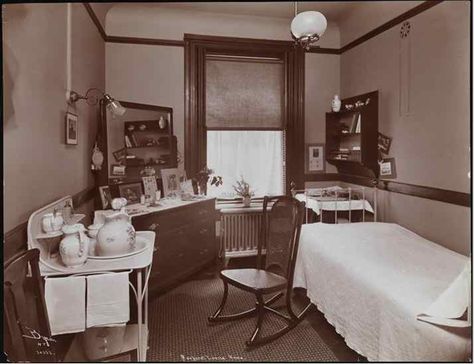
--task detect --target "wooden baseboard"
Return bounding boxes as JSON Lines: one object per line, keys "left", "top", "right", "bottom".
{"left": 3, "top": 186, "right": 96, "bottom": 262}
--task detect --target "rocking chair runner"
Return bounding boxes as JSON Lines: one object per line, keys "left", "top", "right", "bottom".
{"left": 208, "top": 195, "right": 311, "bottom": 347}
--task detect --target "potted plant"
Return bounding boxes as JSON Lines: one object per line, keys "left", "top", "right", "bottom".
{"left": 192, "top": 166, "right": 223, "bottom": 195}
{"left": 233, "top": 177, "right": 254, "bottom": 207}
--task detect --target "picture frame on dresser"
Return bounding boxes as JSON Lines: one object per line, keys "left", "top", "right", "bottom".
{"left": 118, "top": 182, "right": 143, "bottom": 204}
{"left": 161, "top": 168, "right": 185, "bottom": 197}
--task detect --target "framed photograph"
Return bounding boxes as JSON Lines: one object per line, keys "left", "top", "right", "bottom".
{"left": 161, "top": 168, "right": 186, "bottom": 197}
{"left": 98, "top": 185, "right": 112, "bottom": 210}
{"left": 65, "top": 112, "right": 78, "bottom": 145}
{"left": 378, "top": 132, "right": 392, "bottom": 154}
{"left": 118, "top": 182, "right": 143, "bottom": 204}
{"left": 111, "top": 164, "right": 126, "bottom": 177}
{"left": 113, "top": 148, "right": 127, "bottom": 162}
{"left": 380, "top": 158, "right": 397, "bottom": 179}
{"left": 305, "top": 143, "right": 326, "bottom": 174}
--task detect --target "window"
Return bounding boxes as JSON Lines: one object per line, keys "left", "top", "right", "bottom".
{"left": 205, "top": 54, "right": 285, "bottom": 199}
{"left": 207, "top": 130, "right": 285, "bottom": 198}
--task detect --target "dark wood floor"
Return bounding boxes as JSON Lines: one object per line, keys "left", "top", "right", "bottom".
{"left": 192, "top": 255, "right": 366, "bottom": 362}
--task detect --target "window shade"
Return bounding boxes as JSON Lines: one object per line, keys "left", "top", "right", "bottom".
{"left": 205, "top": 57, "right": 284, "bottom": 130}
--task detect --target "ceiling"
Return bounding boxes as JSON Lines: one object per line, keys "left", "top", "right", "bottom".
{"left": 134, "top": 2, "right": 359, "bottom": 22}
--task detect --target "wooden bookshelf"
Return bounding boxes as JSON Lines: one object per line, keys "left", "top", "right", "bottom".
{"left": 326, "top": 91, "right": 379, "bottom": 178}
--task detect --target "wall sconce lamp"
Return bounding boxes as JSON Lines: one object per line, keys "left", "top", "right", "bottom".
{"left": 67, "top": 88, "right": 126, "bottom": 116}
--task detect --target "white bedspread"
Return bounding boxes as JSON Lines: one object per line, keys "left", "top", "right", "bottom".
{"left": 293, "top": 222, "right": 471, "bottom": 362}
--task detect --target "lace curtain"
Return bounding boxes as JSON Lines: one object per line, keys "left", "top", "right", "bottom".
{"left": 207, "top": 130, "right": 284, "bottom": 198}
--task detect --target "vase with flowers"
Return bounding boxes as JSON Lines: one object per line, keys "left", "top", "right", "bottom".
{"left": 192, "top": 166, "right": 223, "bottom": 195}
{"left": 233, "top": 177, "right": 254, "bottom": 207}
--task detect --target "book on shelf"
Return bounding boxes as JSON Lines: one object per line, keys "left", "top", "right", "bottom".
{"left": 124, "top": 135, "right": 132, "bottom": 148}
{"left": 349, "top": 113, "right": 358, "bottom": 133}
{"left": 355, "top": 114, "right": 361, "bottom": 133}
{"left": 130, "top": 133, "right": 139, "bottom": 147}
{"left": 352, "top": 146, "right": 361, "bottom": 151}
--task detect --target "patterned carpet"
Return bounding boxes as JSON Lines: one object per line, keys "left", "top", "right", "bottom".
{"left": 148, "top": 277, "right": 338, "bottom": 362}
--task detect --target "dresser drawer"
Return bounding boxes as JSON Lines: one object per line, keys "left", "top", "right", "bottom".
{"left": 132, "top": 200, "right": 215, "bottom": 234}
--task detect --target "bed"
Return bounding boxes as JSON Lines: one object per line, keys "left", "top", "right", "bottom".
{"left": 293, "top": 221, "right": 471, "bottom": 362}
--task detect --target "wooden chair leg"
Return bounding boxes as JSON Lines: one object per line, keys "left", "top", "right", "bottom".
{"left": 245, "top": 298, "right": 313, "bottom": 348}
{"left": 209, "top": 284, "right": 284, "bottom": 323}
{"left": 208, "top": 280, "right": 229, "bottom": 323}
{"left": 245, "top": 294, "right": 265, "bottom": 347}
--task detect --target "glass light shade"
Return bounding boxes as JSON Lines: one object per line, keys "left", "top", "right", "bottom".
{"left": 108, "top": 100, "right": 126, "bottom": 116}
{"left": 104, "top": 94, "right": 126, "bottom": 116}
{"left": 291, "top": 11, "right": 327, "bottom": 39}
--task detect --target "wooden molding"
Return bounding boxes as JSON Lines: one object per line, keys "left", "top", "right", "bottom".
{"left": 106, "top": 35, "right": 185, "bottom": 47}
{"left": 84, "top": 1, "right": 443, "bottom": 55}
{"left": 306, "top": 47, "right": 341, "bottom": 55}
{"left": 184, "top": 33, "right": 293, "bottom": 48}
{"left": 338, "top": 174, "right": 470, "bottom": 207}
{"left": 339, "top": 1, "right": 443, "bottom": 53}
{"left": 82, "top": 3, "right": 107, "bottom": 41}
{"left": 3, "top": 186, "right": 97, "bottom": 263}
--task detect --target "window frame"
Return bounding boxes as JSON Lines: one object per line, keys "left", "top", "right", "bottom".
{"left": 184, "top": 34, "right": 305, "bottom": 195}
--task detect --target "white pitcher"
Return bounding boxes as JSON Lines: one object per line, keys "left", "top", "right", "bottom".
{"left": 59, "top": 224, "right": 89, "bottom": 268}
{"left": 96, "top": 212, "right": 136, "bottom": 256}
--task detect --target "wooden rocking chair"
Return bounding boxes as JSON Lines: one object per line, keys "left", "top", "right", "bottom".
{"left": 208, "top": 195, "right": 311, "bottom": 347}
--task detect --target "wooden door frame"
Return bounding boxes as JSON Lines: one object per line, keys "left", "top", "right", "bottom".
{"left": 184, "top": 34, "right": 305, "bottom": 194}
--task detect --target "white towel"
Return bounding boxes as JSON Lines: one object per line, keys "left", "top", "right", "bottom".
{"left": 86, "top": 272, "right": 130, "bottom": 328}
{"left": 44, "top": 276, "right": 86, "bottom": 335}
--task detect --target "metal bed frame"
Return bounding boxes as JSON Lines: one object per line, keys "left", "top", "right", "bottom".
{"left": 292, "top": 186, "right": 378, "bottom": 224}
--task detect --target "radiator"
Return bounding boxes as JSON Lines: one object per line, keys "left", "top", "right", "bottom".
{"left": 220, "top": 211, "right": 263, "bottom": 258}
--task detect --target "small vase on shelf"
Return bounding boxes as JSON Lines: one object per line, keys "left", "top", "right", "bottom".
{"left": 331, "top": 95, "right": 341, "bottom": 112}
{"left": 242, "top": 196, "right": 251, "bottom": 207}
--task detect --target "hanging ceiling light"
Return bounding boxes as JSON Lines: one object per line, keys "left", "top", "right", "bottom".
{"left": 290, "top": 1, "right": 327, "bottom": 50}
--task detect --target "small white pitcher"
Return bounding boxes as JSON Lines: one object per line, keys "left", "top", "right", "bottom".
{"left": 59, "top": 224, "right": 89, "bottom": 268}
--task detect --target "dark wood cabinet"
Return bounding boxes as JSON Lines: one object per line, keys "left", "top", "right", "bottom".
{"left": 131, "top": 198, "right": 217, "bottom": 295}
{"left": 326, "top": 90, "right": 379, "bottom": 178}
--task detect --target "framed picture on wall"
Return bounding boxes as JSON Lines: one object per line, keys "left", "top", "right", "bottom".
{"left": 112, "top": 148, "right": 127, "bottom": 162}
{"left": 379, "top": 158, "right": 397, "bottom": 179}
{"left": 98, "top": 186, "right": 113, "bottom": 210}
{"left": 111, "top": 164, "right": 126, "bottom": 177}
{"left": 378, "top": 132, "right": 392, "bottom": 154}
{"left": 305, "top": 143, "right": 326, "bottom": 174}
{"left": 65, "top": 112, "right": 78, "bottom": 145}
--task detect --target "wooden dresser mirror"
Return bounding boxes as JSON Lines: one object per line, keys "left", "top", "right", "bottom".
{"left": 101, "top": 101, "right": 178, "bottom": 186}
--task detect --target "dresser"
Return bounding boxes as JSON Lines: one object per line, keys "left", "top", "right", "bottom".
{"left": 131, "top": 198, "right": 217, "bottom": 294}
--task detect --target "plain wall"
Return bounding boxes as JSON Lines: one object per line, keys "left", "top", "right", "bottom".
{"left": 105, "top": 6, "right": 341, "bottom": 168}
{"left": 305, "top": 53, "right": 340, "bottom": 174}
{"left": 3, "top": 3, "right": 105, "bottom": 231}
{"left": 339, "top": 1, "right": 470, "bottom": 254}
{"left": 341, "top": 1, "right": 470, "bottom": 193}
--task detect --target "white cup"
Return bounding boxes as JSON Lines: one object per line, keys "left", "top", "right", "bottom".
{"left": 155, "top": 190, "right": 161, "bottom": 201}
